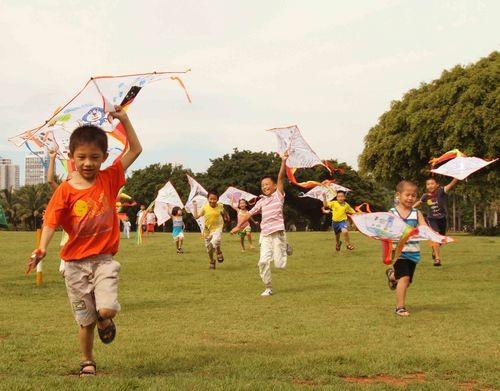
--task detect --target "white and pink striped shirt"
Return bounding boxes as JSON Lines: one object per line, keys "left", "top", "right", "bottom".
{"left": 249, "top": 190, "right": 285, "bottom": 235}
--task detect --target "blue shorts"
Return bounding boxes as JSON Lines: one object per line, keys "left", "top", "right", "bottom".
{"left": 332, "top": 220, "right": 348, "bottom": 234}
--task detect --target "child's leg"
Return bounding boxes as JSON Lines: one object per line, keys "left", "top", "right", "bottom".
{"left": 342, "top": 229, "right": 351, "bottom": 245}
{"left": 205, "top": 235, "right": 216, "bottom": 266}
{"left": 247, "top": 232, "right": 254, "bottom": 249}
{"left": 272, "top": 231, "right": 287, "bottom": 269}
{"left": 432, "top": 243, "right": 441, "bottom": 261}
{"left": 240, "top": 235, "right": 245, "bottom": 251}
{"left": 79, "top": 323, "right": 96, "bottom": 370}
{"left": 396, "top": 276, "right": 410, "bottom": 309}
{"left": 179, "top": 237, "right": 184, "bottom": 249}
{"left": 258, "top": 235, "right": 273, "bottom": 289}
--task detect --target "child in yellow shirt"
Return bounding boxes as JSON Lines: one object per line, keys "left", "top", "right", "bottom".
{"left": 322, "top": 191, "right": 355, "bottom": 251}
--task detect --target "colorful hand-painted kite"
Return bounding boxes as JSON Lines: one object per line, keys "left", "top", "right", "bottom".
{"left": 430, "top": 156, "right": 498, "bottom": 180}
{"left": 267, "top": 125, "right": 335, "bottom": 189}
{"left": 184, "top": 175, "right": 208, "bottom": 232}
{"left": 154, "top": 181, "right": 184, "bottom": 226}
{"left": 299, "top": 181, "right": 351, "bottom": 202}
{"left": 8, "top": 70, "right": 191, "bottom": 173}
{"left": 350, "top": 212, "right": 454, "bottom": 265}
{"left": 218, "top": 186, "right": 257, "bottom": 207}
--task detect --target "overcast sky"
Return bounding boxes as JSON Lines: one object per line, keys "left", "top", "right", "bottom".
{"left": 1, "top": 0, "right": 498, "bottom": 181}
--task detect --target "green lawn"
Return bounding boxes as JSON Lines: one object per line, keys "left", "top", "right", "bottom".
{"left": 0, "top": 231, "right": 499, "bottom": 390}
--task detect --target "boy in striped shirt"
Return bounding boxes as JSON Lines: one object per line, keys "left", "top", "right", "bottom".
{"left": 386, "top": 180, "right": 427, "bottom": 317}
{"left": 232, "top": 152, "right": 289, "bottom": 296}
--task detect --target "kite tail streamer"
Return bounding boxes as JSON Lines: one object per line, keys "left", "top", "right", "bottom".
{"left": 392, "top": 226, "right": 419, "bottom": 262}
{"left": 429, "top": 149, "right": 466, "bottom": 168}
{"left": 355, "top": 203, "right": 372, "bottom": 213}
{"left": 170, "top": 76, "right": 192, "bottom": 103}
{"left": 286, "top": 167, "right": 324, "bottom": 189}
{"left": 381, "top": 240, "right": 392, "bottom": 265}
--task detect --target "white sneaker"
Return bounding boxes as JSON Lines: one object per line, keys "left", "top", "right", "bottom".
{"left": 260, "top": 288, "right": 273, "bottom": 297}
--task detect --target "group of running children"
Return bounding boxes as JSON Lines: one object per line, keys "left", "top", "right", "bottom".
{"left": 25, "top": 112, "right": 457, "bottom": 377}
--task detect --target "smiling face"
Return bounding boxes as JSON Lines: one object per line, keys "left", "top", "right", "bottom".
{"left": 208, "top": 193, "right": 218, "bottom": 207}
{"left": 397, "top": 184, "right": 417, "bottom": 209}
{"left": 69, "top": 142, "right": 108, "bottom": 180}
{"left": 336, "top": 192, "right": 346, "bottom": 203}
{"left": 261, "top": 177, "right": 277, "bottom": 196}
{"left": 426, "top": 178, "right": 439, "bottom": 193}
{"left": 238, "top": 199, "right": 248, "bottom": 210}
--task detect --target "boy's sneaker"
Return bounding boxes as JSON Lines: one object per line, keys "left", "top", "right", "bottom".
{"left": 260, "top": 288, "right": 273, "bottom": 297}
{"left": 209, "top": 262, "right": 216, "bottom": 270}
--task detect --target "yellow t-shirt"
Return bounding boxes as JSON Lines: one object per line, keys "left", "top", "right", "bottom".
{"left": 201, "top": 203, "right": 224, "bottom": 233}
{"left": 327, "top": 200, "right": 355, "bottom": 222}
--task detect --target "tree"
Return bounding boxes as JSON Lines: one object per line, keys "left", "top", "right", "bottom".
{"left": 15, "top": 184, "right": 51, "bottom": 230}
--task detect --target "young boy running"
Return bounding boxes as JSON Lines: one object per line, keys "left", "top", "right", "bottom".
{"left": 413, "top": 177, "right": 458, "bottom": 266}
{"left": 25, "top": 106, "right": 142, "bottom": 377}
{"left": 386, "top": 180, "right": 427, "bottom": 317}
{"left": 231, "top": 152, "right": 288, "bottom": 296}
{"left": 322, "top": 190, "right": 355, "bottom": 251}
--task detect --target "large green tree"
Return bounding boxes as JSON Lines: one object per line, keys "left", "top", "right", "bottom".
{"left": 359, "top": 51, "right": 499, "bottom": 229}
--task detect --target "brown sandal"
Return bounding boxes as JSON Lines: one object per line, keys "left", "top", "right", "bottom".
{"left": 97, "top": 317, "right": 116, "bottom": 345}
{"left": 79, "top": 360, "right": 96, "bottom": 377}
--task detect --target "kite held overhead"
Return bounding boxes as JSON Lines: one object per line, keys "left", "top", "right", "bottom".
{"left": 8, "top": 70, "right": 191, "bottom": 165}
{"left": 430, "top": 156, "right": 498, "bottom": 180}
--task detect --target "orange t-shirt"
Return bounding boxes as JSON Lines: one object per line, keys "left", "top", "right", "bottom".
{"left": 44, "top": 162, "right": 126, "bottom": 261}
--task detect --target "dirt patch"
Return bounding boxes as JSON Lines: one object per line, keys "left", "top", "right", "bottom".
{"left": 292, "top": 378, "right": 319, "bottom": 387}
{"left": 458, "top": 380, "right": 496, "bottom": 391}
{"left": 342, "top": 373, "right": 425, "bottom": 386}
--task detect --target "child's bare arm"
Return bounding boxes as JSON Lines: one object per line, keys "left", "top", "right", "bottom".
{"left": 47, "top": 150, "right": 58, "bottom": 191}
{"left": 417, "top": 210, "right": 427, "bottom": 226}
{"left": 321, "top": 206, "right": 330, "bottom": 215}
{"left": 26, "top": 225, "right": 55, "bottom": 275}
{"left": 322, "top": 193, "right": 329, "bottom": 209}
{"left": 191, "top": 201, "right": 201, "bottom": 219}
{"left": 444, "top": 178, "right": 459, "bottom": 193}
{"left": 231, "top": 212, "right": 251, "bottom": 233}
{"left": 277, "top": 151, "right": 289, "bottom": 195}
{"left": 110, "top": 106, "right": 143, "bottom": 171}
{"left": 413, "top": 200, "right": 423, "bottom": 208}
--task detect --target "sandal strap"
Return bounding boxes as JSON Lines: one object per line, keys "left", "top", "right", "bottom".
{"left": 395, "top": 307, "right": 408, "bottom": 314}
{"left": 80, "top": 360, "right": 96, "bottom": 369}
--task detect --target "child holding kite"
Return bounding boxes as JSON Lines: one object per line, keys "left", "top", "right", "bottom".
{"left": 192, "top": 191, "right": 230, "bottom": 269}
{"left": 231, "top": 152, "right": 289, "bottom": 296}
{"left": 413, "top": 177, "right": 458, "bottom": 266}
{"left": 170, "top": 206, "right": 185, "bottom": 254}
{"left": 386, "top": 180, "right": 428, "bottom": 317}
{"left": 25, "top": 106, "right": 142, "bottom": 377}
{"left": 322, "top": 191, "right": 356, "bottom": 251}
{"left": 230, "top": 196, "right": 257, "bottom": 252}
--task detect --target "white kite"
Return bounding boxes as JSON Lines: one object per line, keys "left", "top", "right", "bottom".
{"left": 300, "top": 182, "right": 351, "bottom": 202}
{"left": 350, "top": 212, "right": 454, "bottom": 265}
{"left": 267, "top": 125, "right": 324, "bottom": 169}
{"left": 185, "top": 175, "right": 208, "bottom": 232}
{"left": 153, "top": 181, "right": 184, "bottom": 226}
{"left": 218, "top": 186, "right": 257, "bottom": 207}
{"left": 431, "top": 156, "right": 498, "bottom": 180}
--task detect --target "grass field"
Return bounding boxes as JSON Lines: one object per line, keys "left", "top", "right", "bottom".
{"left": 0, "top": 231, "right": 499, "bottom": 390}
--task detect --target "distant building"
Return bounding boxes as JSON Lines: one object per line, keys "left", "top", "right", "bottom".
{"left": 0, "top": 156, "right": 20, "bottom": 190}
{"left": 25, "top": 151, "right": 48, "bottom": 186}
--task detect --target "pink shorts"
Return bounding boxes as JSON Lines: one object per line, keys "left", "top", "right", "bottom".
{"left": 64, "top": 254, "right": 121, "bottom": 327}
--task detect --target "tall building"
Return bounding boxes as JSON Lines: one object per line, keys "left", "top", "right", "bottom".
{"left": 0, "top": 156, "right": 20, "bottom": 190}
{"left": 25, "top": 151, "right": 48, "bottom": 186}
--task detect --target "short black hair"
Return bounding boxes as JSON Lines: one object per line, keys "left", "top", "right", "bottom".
{"left": 396, "top": 180, "right": 417, "bottom": 193}
{"left": 207, "top": 190, "right": 219, "bottom": 199}
{"left": 336, "top": 190, "right": 346, "bottom": 196}
{"left": 171, "top": 206, "right": 182, "bottom": 216}
{"left": 426, "top": 177, "right": 439, "bottom": 183}
{"left": 261, "top": 175, "right": 277, "bottom": 184}
{"left": 69, "top": 125, "right": 108, "bottom": 155}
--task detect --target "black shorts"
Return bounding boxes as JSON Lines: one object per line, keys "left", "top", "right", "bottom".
{"left": 394, "top": 259, "right": 417, "bottom": 283}
{"left": 427, "top": 217, "right": 447, "bottom": 235}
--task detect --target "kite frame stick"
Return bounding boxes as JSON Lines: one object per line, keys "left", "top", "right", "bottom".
{"left": 9, "top": 70, "right": 192, "bottom": 145}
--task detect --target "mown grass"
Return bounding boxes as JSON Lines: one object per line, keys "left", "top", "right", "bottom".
{"left": 0, "top": 231, "right": 499, "bottom": 390}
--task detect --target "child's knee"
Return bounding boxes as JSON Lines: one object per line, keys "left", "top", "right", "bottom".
{"left": 98, "top": 308, "right": 117, "bottom": 319}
